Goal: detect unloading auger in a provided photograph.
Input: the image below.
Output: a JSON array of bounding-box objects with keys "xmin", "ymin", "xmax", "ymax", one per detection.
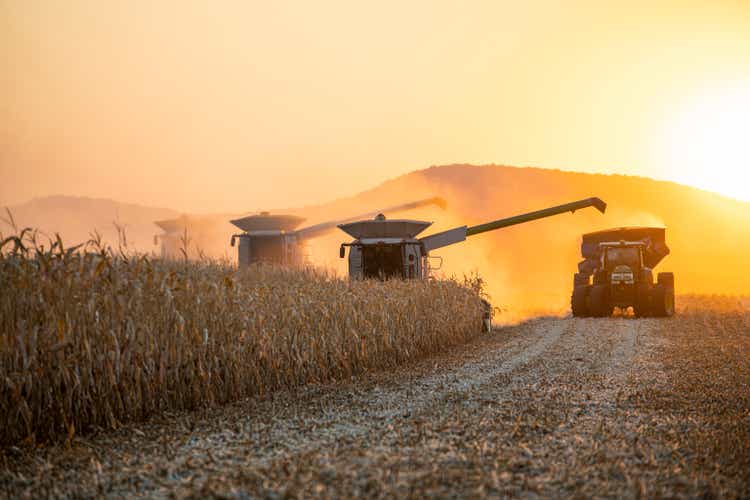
[{"xmin": 337, "ymin": 197, "xmax": 607, "ymax": 280}]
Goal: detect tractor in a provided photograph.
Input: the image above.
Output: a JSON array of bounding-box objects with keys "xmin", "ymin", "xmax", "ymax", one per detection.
[{"xmin": 571, "ymin": 227, "xmax": 675, "ymax": 317}]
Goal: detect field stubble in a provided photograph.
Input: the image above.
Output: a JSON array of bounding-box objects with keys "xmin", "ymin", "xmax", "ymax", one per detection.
[{"xmin": 642, "ymin": 295, "xmax": 750, "ymax": 495}]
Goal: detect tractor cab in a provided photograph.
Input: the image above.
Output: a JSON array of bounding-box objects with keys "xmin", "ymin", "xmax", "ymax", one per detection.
[
  {"xmin": 598, "ymin": 241, "xmax": 651, "ymax": 283},
  {"xmin": 602, "ymin": 242, "xmax": 644, "ymax": 272}
]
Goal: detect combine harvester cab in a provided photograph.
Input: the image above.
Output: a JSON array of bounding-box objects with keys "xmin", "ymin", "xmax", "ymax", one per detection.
[
  {"xmin": 229, "ymin": 197, "xmax": 447, "ymax": 268},
  {"xmin": 571, "ymin": 227, "xmax": 675, "ymax": 318},
  {"xmin": 337, "ymin": 197, "xmax": 607, "ymax": 280}
]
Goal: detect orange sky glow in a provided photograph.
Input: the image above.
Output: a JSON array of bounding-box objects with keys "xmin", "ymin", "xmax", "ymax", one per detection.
[{"xmin": 2, "ymin": 0, "xmax": 749, "ymax": 212}]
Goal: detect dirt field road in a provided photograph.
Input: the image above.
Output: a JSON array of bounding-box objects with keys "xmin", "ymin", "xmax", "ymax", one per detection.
[{"xmin": 3, "ymin": 300, "xmax": 749, "ymax": 497}]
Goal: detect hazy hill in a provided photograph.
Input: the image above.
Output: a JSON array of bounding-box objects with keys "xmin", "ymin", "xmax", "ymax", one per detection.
[
  {"xmin": 0, "ymin": 195, "xmax": 179, "ymax": 253},
  {"xmin": 4, "ymin": 165, "xmax": 750, "ymax": 320}
]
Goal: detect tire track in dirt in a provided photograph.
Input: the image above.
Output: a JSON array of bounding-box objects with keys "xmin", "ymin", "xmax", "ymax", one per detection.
[
  {"xmin": 168, "ymin": 318, "xmax": 569, "ymax": 469},
  {"xmin": 459, "ymin": 317, "xmax": 660, "ymax": 497},
  {"xmin": 235, "ymin": 316, "xmax": 658, "ymax": 498},
  {"xmin": 358, "ymin": 316, "xmax": 649, "ymax": 447}
]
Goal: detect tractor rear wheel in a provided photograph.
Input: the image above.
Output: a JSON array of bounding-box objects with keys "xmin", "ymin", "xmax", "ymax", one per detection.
[
  {"xmin": 588, "ymin": 285, "xmax": 611, "ymax": 318},
  {"xmin": 651, "ymin": 284, "xmax": 675, "ymax": 317},
  {"xmin": 657, "ymin": 272, "xmax": 674, "ymax": 288},
  {"xmin": 634, "ymin": 284, "xmax": 652, "ymax": 318},
  {"xmin": 571, "ymin": 285, "xmax": 590, "ymax": 317}
]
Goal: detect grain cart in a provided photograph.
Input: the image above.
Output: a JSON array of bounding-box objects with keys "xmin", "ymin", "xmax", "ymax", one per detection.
[
  {"xmin": 337, "ymin": 197, "xmax": 607, "ymax": 280},
  {"xmin": 229, "ymin": 197, "xmax": 446, "ymax": 268},
  {"xmin": 571, "ymin": 227, "xmax": 674, "ymax": 318}
]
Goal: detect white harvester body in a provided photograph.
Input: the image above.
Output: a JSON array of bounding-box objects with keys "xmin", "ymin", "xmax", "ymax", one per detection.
[{"xmin": 229, "ymin": 197, "xmax": 446, "ymax": 268}]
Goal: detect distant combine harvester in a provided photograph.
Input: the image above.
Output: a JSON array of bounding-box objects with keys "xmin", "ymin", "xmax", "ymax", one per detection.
[{"xmin": 153, "ymin": 214, "xmax": 234, "ymax": 259}]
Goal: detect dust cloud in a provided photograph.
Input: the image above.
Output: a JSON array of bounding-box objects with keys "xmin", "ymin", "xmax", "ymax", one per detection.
[{"xmin": 306, "ymin": 164, "xmax": 750, "ymax": 324}]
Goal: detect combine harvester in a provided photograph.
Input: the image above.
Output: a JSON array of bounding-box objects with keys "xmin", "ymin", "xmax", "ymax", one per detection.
[
  {"xmin": 571, "ymin": 227, "xmax": 675, "ymax": 317},
  {"xmin": 229, "ymin": 197, "xmax": 446, "ymax": 268},
  {"xmin": 336, "ymin": 197, "xmax": 606, "ymax": 331},
  {"xmin": 153, "ymin": 214, "xmax": 231, "ymax": 259},
  {"xmin": 336, "ymin": 197, "xmax": 607, "ymax": 279}
]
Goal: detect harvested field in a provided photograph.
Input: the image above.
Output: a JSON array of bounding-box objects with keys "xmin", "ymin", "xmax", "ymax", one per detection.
[
  {"xmin": 1, "ymin": 295, "xmax": 748, "ymax": 497},
  {"xmin": 0, "ymin": 237, "xmax": 485, "ymax": 446}
]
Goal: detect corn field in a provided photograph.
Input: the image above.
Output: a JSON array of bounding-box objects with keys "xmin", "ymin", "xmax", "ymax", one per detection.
[{"xmin": 0, "ymin": 231, "xmax": 486, "ymax": 447}]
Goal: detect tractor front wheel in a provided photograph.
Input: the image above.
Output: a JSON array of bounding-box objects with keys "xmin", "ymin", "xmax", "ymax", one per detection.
[{"xmin": 588, "ymin": 285, "xmax": 611, "ymax": 318}]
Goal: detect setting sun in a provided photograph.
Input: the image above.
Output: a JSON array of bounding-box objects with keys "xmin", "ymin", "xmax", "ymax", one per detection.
[{"xmin": 663, "ymin": 82, "xmax": 750, "ymax": 201}]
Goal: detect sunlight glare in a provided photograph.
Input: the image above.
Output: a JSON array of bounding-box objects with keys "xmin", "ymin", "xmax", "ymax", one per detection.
[{"xmin": 664, "ymin": 83, "xmax": 750, "ymax": 201}]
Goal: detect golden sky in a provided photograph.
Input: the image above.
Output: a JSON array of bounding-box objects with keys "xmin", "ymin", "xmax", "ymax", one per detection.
[{"xmin": 2, "ymin": 0, "xmax": 749, "ymax": 212}]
